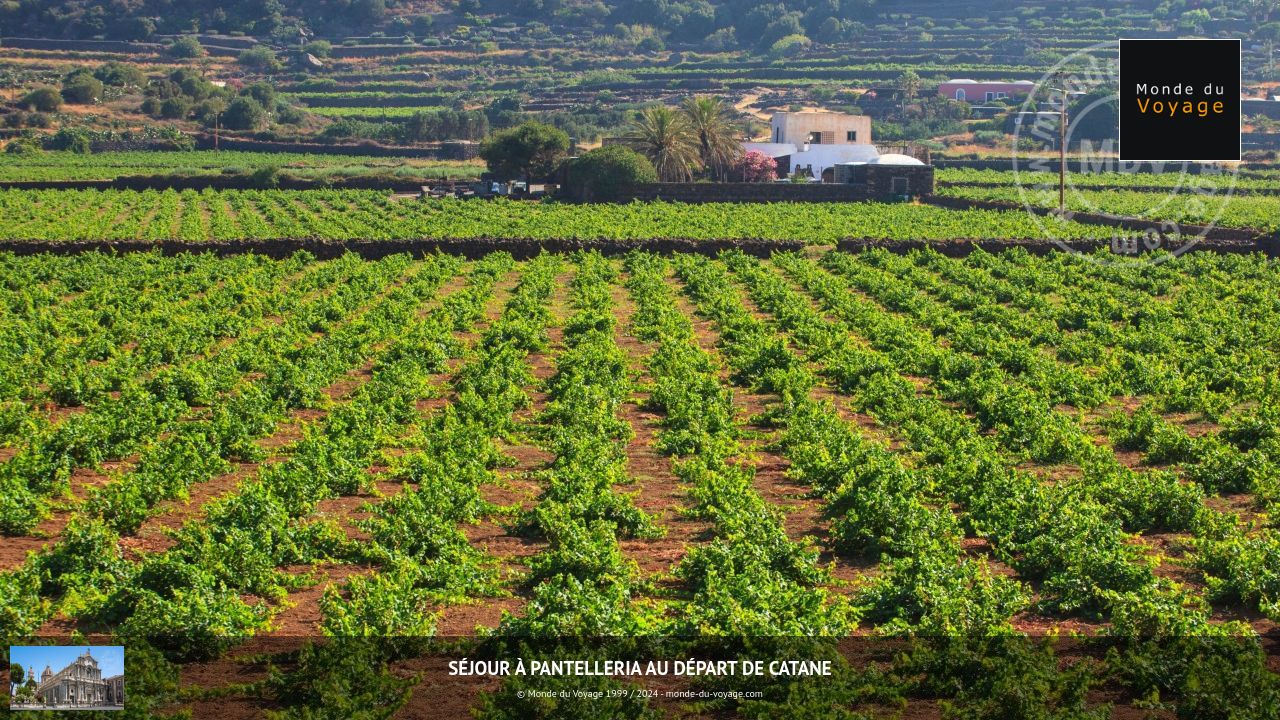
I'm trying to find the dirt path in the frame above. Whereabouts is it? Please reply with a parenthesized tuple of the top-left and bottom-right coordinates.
(734, 91, 773, 125)
(611, 276, 712, 594)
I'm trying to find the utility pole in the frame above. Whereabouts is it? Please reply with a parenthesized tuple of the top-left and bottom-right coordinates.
(1060, 90, 1066, 214)
(214, 111, 220, 151)
(1050, 71, 1068, 215)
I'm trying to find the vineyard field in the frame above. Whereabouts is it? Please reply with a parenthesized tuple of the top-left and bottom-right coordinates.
(938, 182, 1280, 232)
(3, 247, 1280, 717)
(0, 189, 1122, 242)
(0, 152, 482, 182)
(937, 167, 1280, 191)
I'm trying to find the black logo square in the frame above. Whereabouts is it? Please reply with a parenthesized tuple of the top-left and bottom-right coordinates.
(1119, 38, 1240, 161)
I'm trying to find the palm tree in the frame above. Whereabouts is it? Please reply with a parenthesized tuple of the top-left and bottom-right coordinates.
(624, 106, 701, 182)
(680, 95, 742, 181)
(895, 70, 921, 119)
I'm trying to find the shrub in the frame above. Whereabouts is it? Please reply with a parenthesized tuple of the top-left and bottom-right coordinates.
(302, 40, 332, 57)
(159, 96, 191, 119)
(94, 61, 148, 88)
(561, 145, 656, 202)
(222, 97, 267, 131)
(734, 150, 777, 182)
(3, 112, 51, 129)
(276, 105, 306, 124)
(46, 127, 92, 154)
(4, 137, 43, 155)
(22, 86, 62, 112)
(637, 36, 664, 52)
(193, 98, 227, 126)
(167, 36, 204, 58)
(61, 75, 104, 104)
(238, 46, 282, 72)
(768, 33, 811, 59)
(249, 165, 281, 188)
(704, 26, 738, 51)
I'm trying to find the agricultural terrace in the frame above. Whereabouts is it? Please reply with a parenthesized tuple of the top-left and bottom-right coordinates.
(1, 247, 1279, 716)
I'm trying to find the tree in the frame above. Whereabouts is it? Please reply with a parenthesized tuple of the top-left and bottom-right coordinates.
(895, 70, 921, 118)
(10, 663, 23, 696)
(222, 97, 267, 131)
(759, 13, 804, 49)
(623, 106, 700, 182)
(1178, 8, 1211, 32)
(734, 150, 777, 182)
(562, 145, 657, 201)
(14, 684, 33, 705)
(167, 69, 216, 102)
(117, 16, 156, 41)
(168, 36, 205, 59)
(22, 86, 62, 112)
(351, 0, 388, 23)
(62, 75, 104, 104)
(195, 97, 228, 126)
(680, 95, 742, 181)
(159, 96, 191, 119)
(704, 27, 738, 51)
(1068, 87, 1118, 144)
(479, 121, 570, 182)
(241, 82, 276, 110)
(1258, 22, 1280, 71)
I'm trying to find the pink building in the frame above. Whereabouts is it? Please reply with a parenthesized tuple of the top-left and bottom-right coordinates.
(936, 79, 1035, 103)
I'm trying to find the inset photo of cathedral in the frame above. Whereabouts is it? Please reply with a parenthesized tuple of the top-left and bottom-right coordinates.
(8, 645, 124, 710)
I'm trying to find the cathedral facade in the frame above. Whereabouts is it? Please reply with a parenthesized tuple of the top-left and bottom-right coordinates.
(33, 648, 123, 707)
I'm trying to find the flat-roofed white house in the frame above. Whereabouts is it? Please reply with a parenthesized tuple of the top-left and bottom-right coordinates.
(743, 111, 879, 180)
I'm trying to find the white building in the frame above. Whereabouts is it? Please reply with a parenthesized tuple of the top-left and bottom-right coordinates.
(833, 154, 930, 195)
(744, 111, 879, 181)
(35, 649, 120, 707)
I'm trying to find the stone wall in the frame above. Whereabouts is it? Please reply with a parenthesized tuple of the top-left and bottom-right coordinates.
(0, 237, 805, 260)
(834, 164, 935, 198)
(1243, 132, 1280, 150)
(1244, 100, 1280, 120)
(932, 158, 1239, 174)
(190, 134, 478, 159)
(922, 194, 1265, 241)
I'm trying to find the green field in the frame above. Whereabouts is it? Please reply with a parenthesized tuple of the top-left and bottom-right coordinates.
(0, 151, 483, 182)
(1, 247, 1279, 715)
(0, 189, 1126, 242)
(938, 183, 1280, 232)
